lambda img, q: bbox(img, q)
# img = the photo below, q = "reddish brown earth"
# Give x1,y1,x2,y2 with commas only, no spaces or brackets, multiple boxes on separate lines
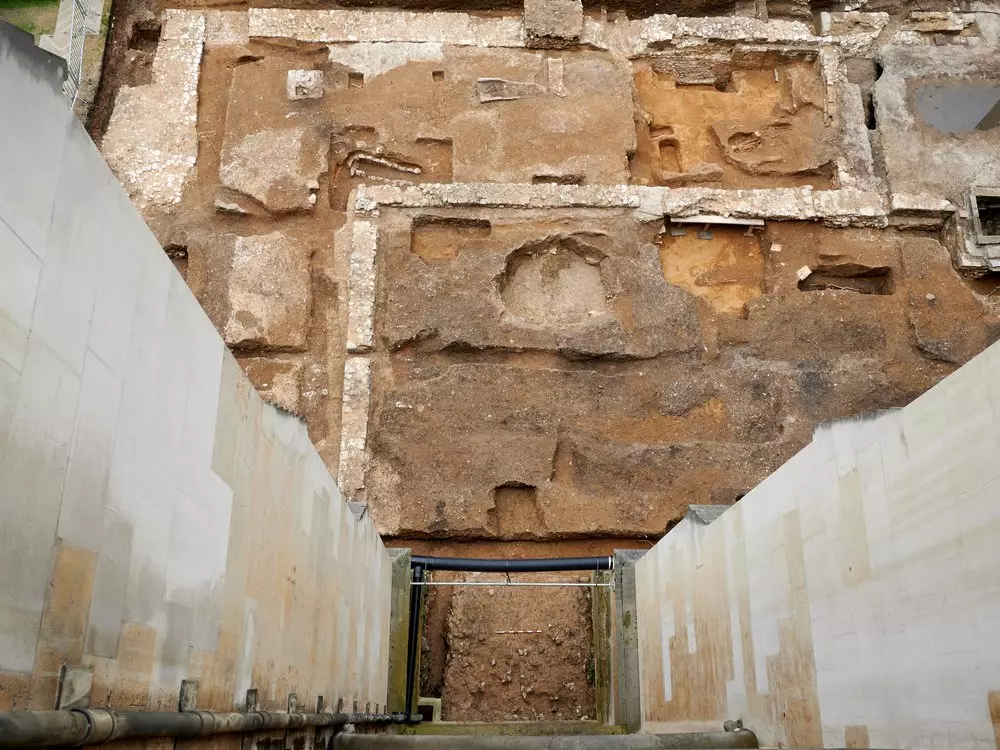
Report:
433,572,597,722
89,0,1000,722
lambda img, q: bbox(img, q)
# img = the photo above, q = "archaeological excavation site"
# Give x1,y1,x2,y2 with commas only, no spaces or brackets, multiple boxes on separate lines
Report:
3,0,1000,745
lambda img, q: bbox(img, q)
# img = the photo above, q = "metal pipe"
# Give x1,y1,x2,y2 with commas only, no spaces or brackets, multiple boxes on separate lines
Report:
403,562,425,719
410,556,613,573
411,581,614,588
0,711,90,747
335,731,760,749
0,709,410,747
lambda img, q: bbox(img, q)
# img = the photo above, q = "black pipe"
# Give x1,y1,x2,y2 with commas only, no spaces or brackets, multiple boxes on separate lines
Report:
404,562,425,718
0,709,410,748
0,711,89,746
410,556,613,573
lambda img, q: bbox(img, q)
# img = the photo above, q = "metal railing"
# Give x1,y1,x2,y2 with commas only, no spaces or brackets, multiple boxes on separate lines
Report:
64,0,88,101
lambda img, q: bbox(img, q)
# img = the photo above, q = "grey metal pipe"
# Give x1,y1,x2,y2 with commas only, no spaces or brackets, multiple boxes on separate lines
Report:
0,711,90,747
334,732,759,749
410,556,613,573
0,708,410,747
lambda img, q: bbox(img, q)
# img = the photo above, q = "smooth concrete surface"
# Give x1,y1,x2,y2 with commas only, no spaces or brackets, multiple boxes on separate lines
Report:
612,549,645,733
635,340,1000,748
0,26,391,717
386,548,412,713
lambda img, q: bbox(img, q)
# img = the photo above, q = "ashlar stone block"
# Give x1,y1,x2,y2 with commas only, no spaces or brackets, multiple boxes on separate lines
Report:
286,69,324,100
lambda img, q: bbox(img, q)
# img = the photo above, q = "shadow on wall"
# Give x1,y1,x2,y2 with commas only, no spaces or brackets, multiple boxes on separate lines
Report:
0,23,391,720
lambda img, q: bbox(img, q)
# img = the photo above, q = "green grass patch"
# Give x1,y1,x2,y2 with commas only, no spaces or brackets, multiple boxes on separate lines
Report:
0,0,59,10
0,0,59,38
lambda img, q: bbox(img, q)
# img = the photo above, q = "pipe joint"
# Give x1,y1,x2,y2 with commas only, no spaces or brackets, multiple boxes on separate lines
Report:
73,709,115,745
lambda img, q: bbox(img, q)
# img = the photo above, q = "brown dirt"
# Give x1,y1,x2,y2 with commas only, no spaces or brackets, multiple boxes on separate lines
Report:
89,2,1000,722
365,217,1000,549
630,59,835,189
660,225,765,315
437,571,597,722
396,538,645,717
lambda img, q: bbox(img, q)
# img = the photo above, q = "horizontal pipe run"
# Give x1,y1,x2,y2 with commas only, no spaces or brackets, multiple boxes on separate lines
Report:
335,731,760,749
411,581,615,588
409,556,613,573
0,709,411,747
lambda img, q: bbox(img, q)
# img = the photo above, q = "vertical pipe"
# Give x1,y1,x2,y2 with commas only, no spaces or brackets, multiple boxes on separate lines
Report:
404,563,424,718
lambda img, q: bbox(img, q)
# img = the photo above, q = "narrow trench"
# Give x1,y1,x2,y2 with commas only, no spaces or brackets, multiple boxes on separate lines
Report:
798,264,893,295
865,93,877,130
396,535,654,722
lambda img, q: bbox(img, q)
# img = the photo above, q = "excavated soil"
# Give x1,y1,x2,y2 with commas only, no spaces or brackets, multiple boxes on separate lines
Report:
89,0,1000,722
434,572,597,722
631,58,836,190
398,538,642,721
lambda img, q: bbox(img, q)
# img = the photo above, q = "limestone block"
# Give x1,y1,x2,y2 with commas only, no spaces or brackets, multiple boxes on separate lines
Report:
890,193,956,216
102,26,202,218
226,233,310,349
631,16,821,55
346,221,377,353
286,69,324,100
904,11,974,34
219,126,326,213
524,0,582,47
188,232,311,350
338,356,373,497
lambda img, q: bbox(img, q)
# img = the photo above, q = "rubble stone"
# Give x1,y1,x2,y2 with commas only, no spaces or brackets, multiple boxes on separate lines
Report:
249,8,523,46
354,184,889,227
524,0,583,47
346,221,377,353
338,356,373,497
219,125,327,213
102,12,203,220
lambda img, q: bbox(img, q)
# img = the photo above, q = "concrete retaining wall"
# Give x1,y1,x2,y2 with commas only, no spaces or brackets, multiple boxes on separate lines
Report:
635,339,1000,748
0,23,391,722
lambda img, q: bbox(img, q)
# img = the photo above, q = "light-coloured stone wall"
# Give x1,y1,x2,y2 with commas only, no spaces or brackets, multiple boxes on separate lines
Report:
635,337,1000,748
0,27,390,721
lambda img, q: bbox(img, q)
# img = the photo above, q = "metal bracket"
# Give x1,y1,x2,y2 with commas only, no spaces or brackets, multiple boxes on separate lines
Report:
55,665,93,710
